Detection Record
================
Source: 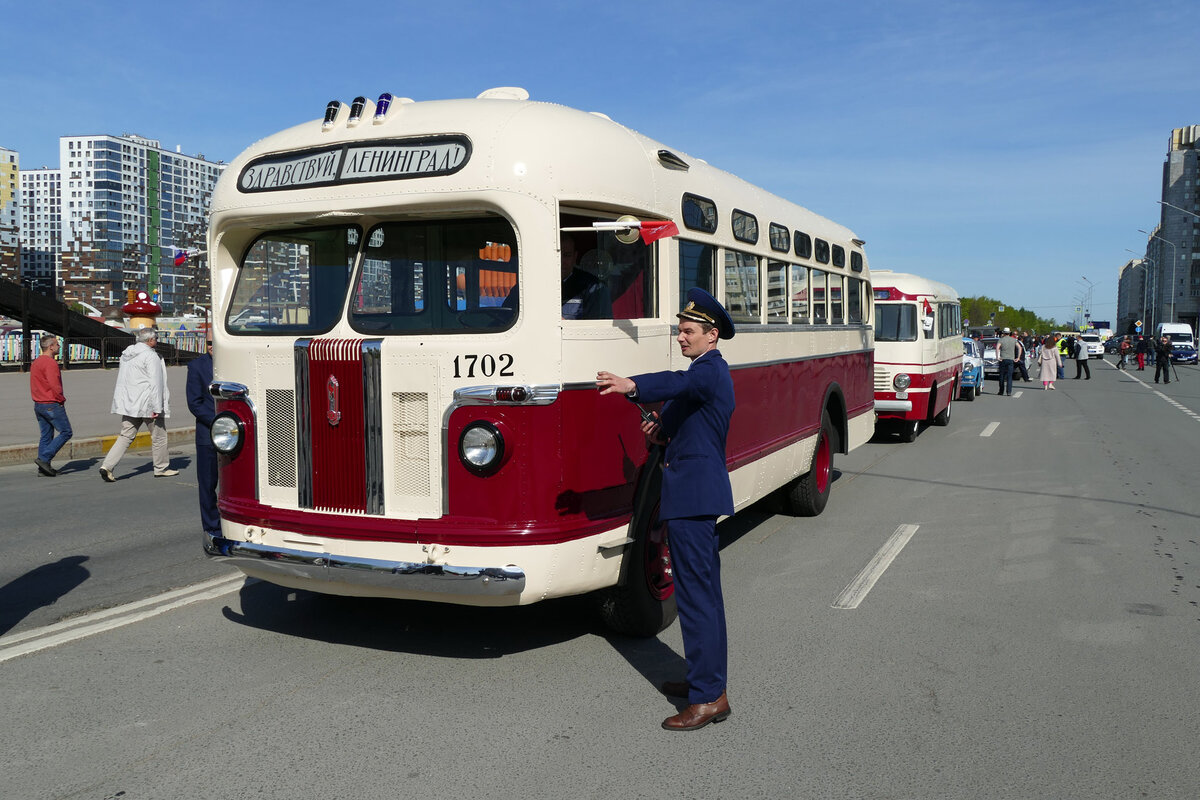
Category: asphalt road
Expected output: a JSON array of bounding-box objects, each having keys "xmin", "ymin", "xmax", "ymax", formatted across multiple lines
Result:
[{"xmin": 2, "ymin": 356, "xmax": 1198, "ymax": 800}]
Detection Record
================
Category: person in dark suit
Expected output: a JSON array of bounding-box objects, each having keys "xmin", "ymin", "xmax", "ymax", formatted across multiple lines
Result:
[
  {"xmin": 186, "ymin": 338, "xmax": 219, "ymax": 537},
  {"xmin": 596, "ymin": 288, "xmax": 736, "ymax": 731}
]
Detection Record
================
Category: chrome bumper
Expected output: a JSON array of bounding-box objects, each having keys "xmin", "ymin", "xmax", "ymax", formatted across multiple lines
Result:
[
  {"xmin": 204, "ymin": 533, "xmax": 526, "ymax": 596},
  {"xmin": 874, "ymin": 399, "xmax": 913, "ymax": 413}
]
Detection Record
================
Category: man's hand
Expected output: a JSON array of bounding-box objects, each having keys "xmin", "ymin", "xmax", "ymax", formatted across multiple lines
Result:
[{"xmin": 596, "ymin": 371, "xmax": 636, "ymax": 396}]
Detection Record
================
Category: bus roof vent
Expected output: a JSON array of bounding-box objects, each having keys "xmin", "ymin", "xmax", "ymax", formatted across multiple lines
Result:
[
  {"xmin": 657, "ymin": 149, "xmax": 689, "ymax": 171},
  {"xmin": 477, "ymin": 87, "xmax": 530, "ymax": 101}
]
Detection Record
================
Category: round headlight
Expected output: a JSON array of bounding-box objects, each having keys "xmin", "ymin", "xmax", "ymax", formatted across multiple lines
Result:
[
  {"xmin": 211, "ymin": 413, "xmax": 243, "ymax": 455},
  {"xmin": 893, "ymin": 373, "xmax": 912, "ymax": 391},
  {"xmin": 459, "ymin": 422, "xmax": 504, "ymax": 475}
]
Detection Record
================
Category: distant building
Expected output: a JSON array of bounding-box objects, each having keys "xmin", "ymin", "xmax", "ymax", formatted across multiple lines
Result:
[
  {"xmin": 19, "ymin": 167, "xmax": 61, "ymax": 296},
  {"xmin": 0, "ymin": 147, "xmax": 19, "ymax": 284},
  {"xmin": 1125, "ymin": 126, "xmax": 1200, "ymax": 336},
  {"xmin": 51, "ymin": 134, "xmax": 224, "ymax": 312}
]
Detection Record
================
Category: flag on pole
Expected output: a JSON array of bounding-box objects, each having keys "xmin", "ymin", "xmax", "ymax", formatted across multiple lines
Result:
[{"xmin": 174, "ymin": 249, "xmax": 187, "ymax": 266}]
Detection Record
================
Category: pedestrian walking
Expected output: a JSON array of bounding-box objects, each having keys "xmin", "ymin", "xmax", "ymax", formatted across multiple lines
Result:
[
  {"xmin": 1014, "ymin": 335, "xmax": 1031, "ymax": 382},
  {"xmin": 98, "ymin": 327, "xmax": 178, "ymax": 481},
  {"xmin": 1117, "ymin": 336, "xmax": 1131, "ymax": 370},
  {"xmin": 996, "ymin": 328, "xmax": 1017, "ymax": 395},
  {"xmin": 1135, "ymin": 336, "xmax": 1148, "ymax": 370},
  {"xmin": 1038, "ymin": 335, "xmax": 1062, "ymax": 390},
  {"xmin": 1073, "ymin": 336, "xmax": 1091, "ymax": 379},
  {"xmin": 186, "ymin": 338, "xmax": 219, "ymax": 538},
  {"xmin": 30, "ymin": 333, "xmax": 73, "ymax": 476},
  {"xmin": 597, "ymin": 288, "xmax": 736, "ymax": 732}
]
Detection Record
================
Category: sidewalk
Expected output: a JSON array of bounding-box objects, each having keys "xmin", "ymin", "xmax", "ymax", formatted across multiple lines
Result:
[{"xmin": 0, "ymin": 365, "xmax": 196, "ymax": 467}]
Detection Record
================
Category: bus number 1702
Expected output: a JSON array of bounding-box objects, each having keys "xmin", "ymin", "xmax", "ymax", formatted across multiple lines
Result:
[{"xmin": 453, "ymin": 353, "xmax": 515, "ymax": 378}]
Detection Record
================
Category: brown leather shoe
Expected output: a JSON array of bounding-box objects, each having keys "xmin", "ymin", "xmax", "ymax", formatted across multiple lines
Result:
[
  {"xmin": 661, "ymin": 691, "xmax": 731, "ymax": 731},
  {"xmin": 660, "ymin": 680, "xmax": 690, "ymax": 698}
]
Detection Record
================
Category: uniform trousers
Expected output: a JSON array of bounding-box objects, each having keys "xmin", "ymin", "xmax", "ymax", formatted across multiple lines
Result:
[
  {"xmin": 196, "ymin": 442, "xmax": 220, "ymax": 534},
  {"xmin": 101, "ymin": 415, "xmax": 169, "ymax": 472},
  {"xmin": 668, "ymin": 516, "xmax": 727, "ymax": 705}
]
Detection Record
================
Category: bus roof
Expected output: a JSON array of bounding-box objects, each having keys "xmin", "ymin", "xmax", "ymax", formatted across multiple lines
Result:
[{"xmin": 210, "ymin": 88, "xmax": 862, "ymax": 253}]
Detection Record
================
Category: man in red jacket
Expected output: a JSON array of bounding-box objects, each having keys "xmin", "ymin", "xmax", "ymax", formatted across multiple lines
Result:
[{"xmin": 30, "ymin": 334, "xmax": 73, "ymax": 476}]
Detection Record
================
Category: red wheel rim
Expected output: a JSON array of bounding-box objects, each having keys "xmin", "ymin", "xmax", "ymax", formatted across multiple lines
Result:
[
  {"xmin": 814, "ymin": 431, "xmax": 831, "ymax": 494},
  {"xmin": 644, "ymin": 507, "xmax": 674, "ymax": 601}
]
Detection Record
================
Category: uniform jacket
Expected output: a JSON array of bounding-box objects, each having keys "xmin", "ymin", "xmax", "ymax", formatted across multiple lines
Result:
[
  {"xmin": 110, "ymin": 342, "xmax": 170, "ymax": 418},
  {"xmin": 631, "ymin": 349, "xmax": 735, "ymax": 520},
  {"xmin": 186, "ymin": 353, "xmax": 215, "ymax": 446}
]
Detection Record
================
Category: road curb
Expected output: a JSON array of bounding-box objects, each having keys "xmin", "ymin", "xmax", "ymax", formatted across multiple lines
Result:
[{"xmin": 0, "ymin": 426, "xmax": 196, "ymax": 468}]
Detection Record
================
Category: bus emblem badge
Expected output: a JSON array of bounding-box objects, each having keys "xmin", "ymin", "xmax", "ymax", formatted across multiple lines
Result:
[{"xmin": 326, "ymin": 375, "xmax": 342, "ymax": 426}]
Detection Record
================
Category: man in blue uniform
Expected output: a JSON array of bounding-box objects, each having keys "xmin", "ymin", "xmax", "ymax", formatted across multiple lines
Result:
[
  {"xmin": 186, "ymin": 338, "xmax": 220, "ymax": 539},
  {"xmin": 597, "ymin": 288, "xmax": 736, "ymax": 731}
]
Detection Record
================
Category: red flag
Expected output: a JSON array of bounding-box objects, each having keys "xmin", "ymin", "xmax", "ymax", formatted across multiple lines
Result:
[
  {"xmin": 922, "ymin": 298, "xmax": 933, "ymax": 316},
  {"xmin": 174, "ymin": 249, "xmax": 187, "ymax": 266},
  {"xmin": 639, "ymin": 220, "xmax": 679, "ymax": 244}
]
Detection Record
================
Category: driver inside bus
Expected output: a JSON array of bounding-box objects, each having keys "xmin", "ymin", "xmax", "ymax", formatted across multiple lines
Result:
[{"xmin": 560, "ymin": 235, "xmax": 611, "ymax": 320}]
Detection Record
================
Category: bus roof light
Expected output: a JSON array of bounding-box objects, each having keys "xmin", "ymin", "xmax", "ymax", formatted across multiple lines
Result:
[
  {"xmin": 348, "ymin": 96, "xmax": 367, "ymax": 127},
  {"xmin": 322, "ymin": 100, "xmax": 341, "ymax": 131},
  {"xmin": 374, "ymin": 93, "xmax": 393, "ymax": 124}
]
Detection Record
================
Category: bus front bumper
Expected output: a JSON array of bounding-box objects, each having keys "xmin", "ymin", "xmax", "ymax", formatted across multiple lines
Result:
[
  {"xmin": 203, "ymin": 533, "xmax": 527, "ymax": 596},
  {"xmin": 874, "ymin": 399, "xmax": 913, "ymax": 413}
]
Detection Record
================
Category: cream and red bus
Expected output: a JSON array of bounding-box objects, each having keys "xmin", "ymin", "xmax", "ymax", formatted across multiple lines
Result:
[
  {"xmin": 204, "ymin": 87, "xmax": 874, "ymax": 635},
  {"xmin": 871, "ymin": 270, "xmax": 961, "ymax": 442}
]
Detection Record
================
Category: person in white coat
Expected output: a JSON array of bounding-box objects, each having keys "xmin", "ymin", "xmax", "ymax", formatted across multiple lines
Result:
[{"xmin": 98, "ymin": 327, "xmax": 178, "ymax": 481}]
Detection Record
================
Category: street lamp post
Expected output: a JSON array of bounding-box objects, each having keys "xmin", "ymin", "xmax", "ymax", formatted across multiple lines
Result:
[{"xmin": 1139, "ymin": 228, "xmax": 1179, "ymax": 323}]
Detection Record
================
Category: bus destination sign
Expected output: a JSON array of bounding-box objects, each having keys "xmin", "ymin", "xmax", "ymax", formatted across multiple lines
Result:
[{"xmin": 237, "ymin": 136, "xmax": 471, "ymax": 193}]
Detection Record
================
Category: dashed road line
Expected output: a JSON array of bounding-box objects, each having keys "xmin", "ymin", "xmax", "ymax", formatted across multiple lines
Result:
[
  {"xmin": 981, "ymin": 421, "xmax": 1000, "ymax": 437},
  {"xmin": 832, "ymin": 524, "xmax": 920, "ymax": 610}
]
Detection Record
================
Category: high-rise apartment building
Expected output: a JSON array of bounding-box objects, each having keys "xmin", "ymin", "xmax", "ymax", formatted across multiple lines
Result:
[
  {"xmin": 56, "ymin": 133, "xmax": 224, "ymax": 311},
  {"xmin": 0, "ymin": 147, "xmax": 19, "ymax": 284},
  {"xmin": 1119, "ymin": 125, "xmax": 1200, "ymax": 336},
  {"xmin": 20, "ymin": 168, "xmax": 62, "ymax": 296}
]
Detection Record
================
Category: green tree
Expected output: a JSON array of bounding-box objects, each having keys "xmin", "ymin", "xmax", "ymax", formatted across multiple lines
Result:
[{"xmin": 960, "ymin": 296, "xmax": 1058, "ymax": 335}]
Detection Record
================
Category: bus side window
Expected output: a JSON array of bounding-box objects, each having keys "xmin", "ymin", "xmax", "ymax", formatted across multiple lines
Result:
[
  {"xmin": 811, "ymin": 269, "xmax": 828, "ymax": 324},
  {"xmin": 766, "ymin": 260, "xmax": 788, "ymax": 323},
  {"xmin": 829, "ymin": 273, "xmax": 844, "ymax": 324},
  {"xmin": 560, "ymin": 213, "xmax": 657, "ymax": 321},
  {"xmin": 847, "ymin": 277, "xmax": 864, "ymax": 324},
  {"xmin": 678, "ymin": 240, "xmax": 715, "ymax": 310},
  {"xmin": 790, "ymin": 264, "xmax": 809, "ymax": 324},
  {"xmin": 725, "ymin": 249, "xmax": 760, "ymax": 324}
]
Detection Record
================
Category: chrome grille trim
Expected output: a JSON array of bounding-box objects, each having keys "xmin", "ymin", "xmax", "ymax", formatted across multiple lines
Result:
[
  {"xmin": 363, "ymin": 340, "xmax": 385, "ymax": 515},
  {"xmin": 294, "ymin": 338, "xmax": 313, "ymax": 509},
  {"xmin": 264, "ymin": 389, "xmax": 297, "ymax": 488}
]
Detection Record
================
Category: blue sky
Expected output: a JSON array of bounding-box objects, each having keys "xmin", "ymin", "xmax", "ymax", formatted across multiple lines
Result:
[{"xmin": 3, "ymin": 0, "xmax": 1197, "ymax": 324}]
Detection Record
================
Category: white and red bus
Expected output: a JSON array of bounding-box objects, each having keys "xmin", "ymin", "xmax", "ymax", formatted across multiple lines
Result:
[
  {"xmin": 871, "ymin": 270, "xmax": 961, "ymax": 442},
  {"xmin": 204, "ymin": 87, "xmax": 875, "ymax": 635}
]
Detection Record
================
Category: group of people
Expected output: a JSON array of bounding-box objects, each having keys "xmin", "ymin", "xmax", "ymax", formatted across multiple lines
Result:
[
  {"xmin": 987, "ymin": 327, "xmax": 1178, "ymax": 391},
  {"xmin": 29, "ymin": 328, "xmax": 220, "ymax": 539}
]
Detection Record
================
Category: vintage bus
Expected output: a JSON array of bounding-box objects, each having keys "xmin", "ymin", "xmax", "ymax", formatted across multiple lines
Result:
[
  {"xmin": 203, "ymin": 87, "xmax": 874, "ymax": 636},
  {"xmin": 871, "ymin": 270, "xmax": 961, "ymax": 442}
]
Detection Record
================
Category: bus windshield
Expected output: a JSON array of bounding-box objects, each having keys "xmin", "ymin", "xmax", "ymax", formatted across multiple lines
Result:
[
  {"xmin": 226, "ymin": 226, "xmax": 358, "ymax": 334},
  {"xmin": 351, "ymin": 216, "xmax": 518, "ymax": 334},
  {"xmin": 875, "ymin": 303, "xmax": 917, "ymax": 342}
]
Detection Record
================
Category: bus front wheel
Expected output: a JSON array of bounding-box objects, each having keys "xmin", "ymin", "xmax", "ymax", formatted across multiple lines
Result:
[{"xmin": 595, "ymin": 500, "xmax": 677, "ymax": 637}]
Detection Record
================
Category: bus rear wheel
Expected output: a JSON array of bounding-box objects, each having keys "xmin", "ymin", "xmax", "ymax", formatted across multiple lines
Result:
[
  {"xmin": 595, "ymin": 500, "xmax": 677, "ymax": 637},
  {"xmin": 782, "ymin": 410, "xmax": 835, "ymax": 516}
]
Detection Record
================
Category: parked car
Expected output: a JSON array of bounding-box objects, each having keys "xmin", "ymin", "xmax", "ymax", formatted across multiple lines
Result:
[
  {"xmin": 1080, "ymin": 332, "xmax": 1103, "ymax": 358},
  {"xmin": 1170, "ymin": 343, "xmax": 1199, "ymax": 364},
  {"xmin": 960, "ymin": 337, "xmax": 983, "ymax": 399}
]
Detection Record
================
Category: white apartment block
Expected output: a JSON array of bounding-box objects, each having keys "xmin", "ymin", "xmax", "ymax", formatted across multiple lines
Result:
[
  {"xmin": 20, "ymin": 168, "xmax": 61, "ymax": 296},
  {"xmin": 57, "ymin": 133, "xmax": 224, "ymax": 311}
]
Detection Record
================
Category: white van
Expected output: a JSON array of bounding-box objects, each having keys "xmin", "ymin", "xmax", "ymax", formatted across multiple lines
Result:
[{"xmin": 1155, "ymin": 323, "xmax": 1198, "ymax": 364}]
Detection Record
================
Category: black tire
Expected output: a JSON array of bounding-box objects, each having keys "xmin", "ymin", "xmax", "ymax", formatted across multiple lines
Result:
[
  {"xmin": 962, "ymin": 383, "xmax": 976, "ymax": 401},
  {"xmin": 933, "ymin": 383, "xmax": 953, "ymax": 426},
  {"xmin": 781, "ymin": 410, "xmax": 836, "ymax": 517},
  {"xmin": 900, "ymin": 418, "xmax": 920, "ymax": 443},
  {"xmin": 595, "ymin": 458, "xmax": 677, "ymax": 637},
  {"xmin": 975, "ymin": 382, "xmax": 981, "ymax": 397}
]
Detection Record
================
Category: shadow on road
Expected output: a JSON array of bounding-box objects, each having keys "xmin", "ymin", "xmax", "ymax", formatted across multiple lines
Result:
[{"xmin": 0, "ymin": 555, "xmax": 90, "ymax": 635}]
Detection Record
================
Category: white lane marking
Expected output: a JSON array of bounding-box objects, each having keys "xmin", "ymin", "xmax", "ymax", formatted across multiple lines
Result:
[
  {"xmin": 1123, "ymin": 367, "xmax": 1200, "ymax": 421},
  {"xmin": 980, "ymin": 421, "xmax": 1000, "ymax": 437},
  {"xmin": 1012, "ymin": 391, "xmax": 1023, "ymax": 398},
  {"xmin": 0, "ymin": 573, "xmax": 246, "ymax": 663},
  {"xmin": 832, "ymin": 524, "xmax": 920, "ymax": 610}
]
